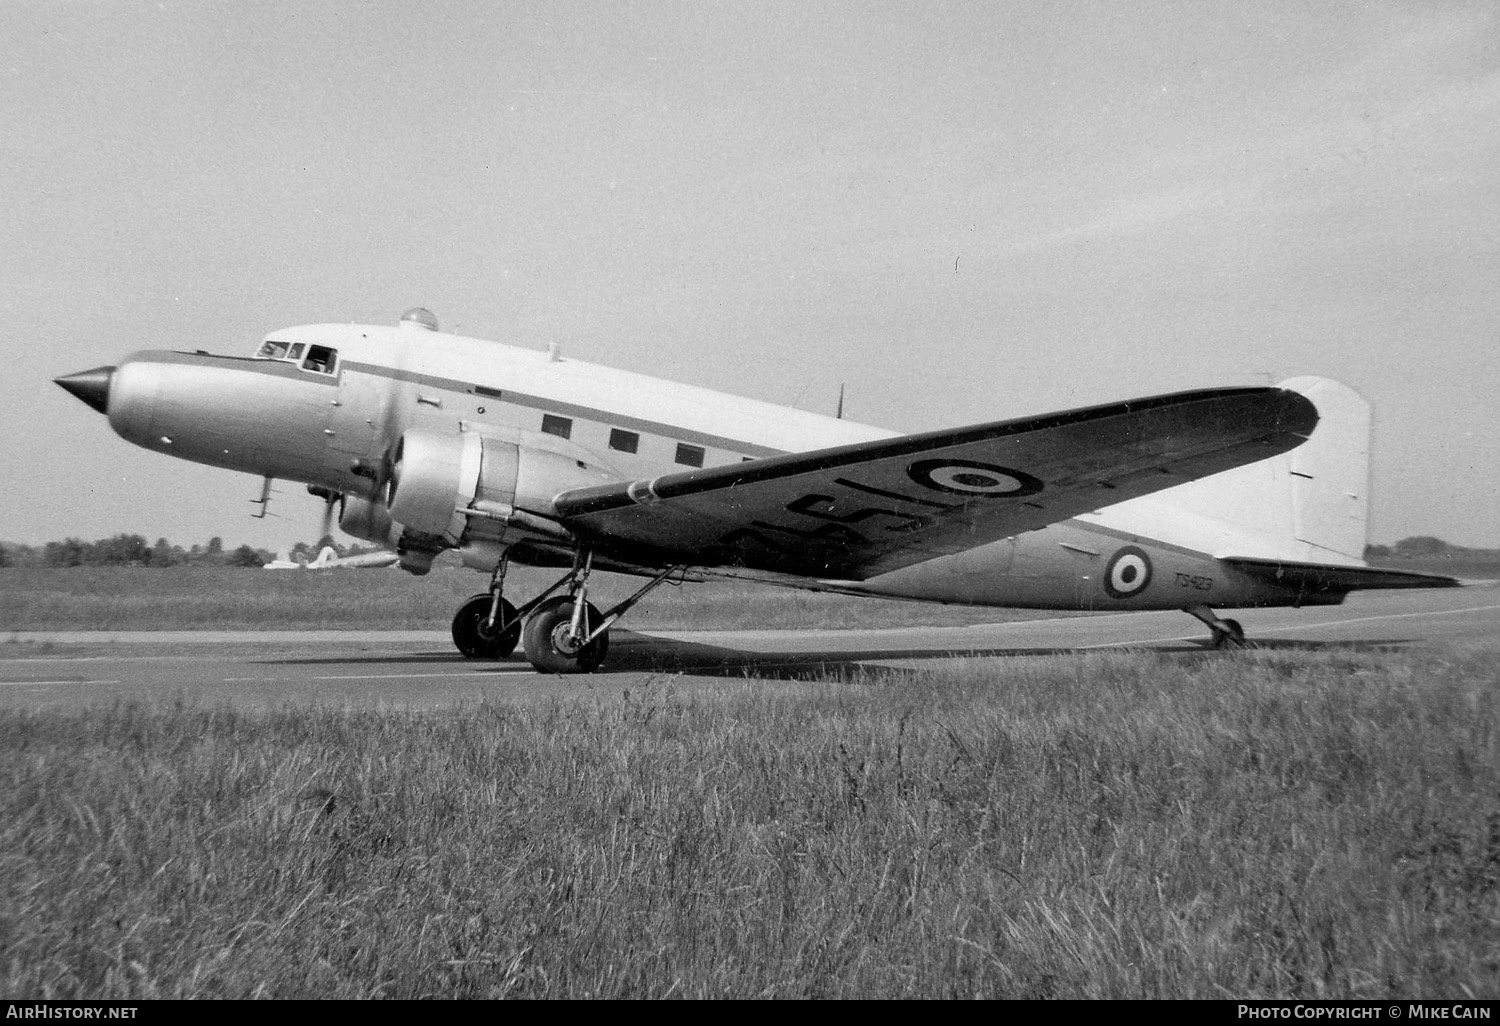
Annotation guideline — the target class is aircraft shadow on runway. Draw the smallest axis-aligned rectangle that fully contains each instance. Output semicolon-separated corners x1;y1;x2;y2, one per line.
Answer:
583;633;1420;681
264;631;1420;682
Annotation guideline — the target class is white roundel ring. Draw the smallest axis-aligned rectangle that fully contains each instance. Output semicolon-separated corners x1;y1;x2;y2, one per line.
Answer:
906;459;1044;497
1104;546;1153;599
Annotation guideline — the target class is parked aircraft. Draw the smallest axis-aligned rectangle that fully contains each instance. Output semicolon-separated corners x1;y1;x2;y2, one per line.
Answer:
262;546;399;570
310;545;400;569
261;549;304;570
56;308;1456;672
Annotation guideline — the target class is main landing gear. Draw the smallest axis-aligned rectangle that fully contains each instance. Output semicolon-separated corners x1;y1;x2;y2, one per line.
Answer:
449;550;682;674
1185;605;1248;649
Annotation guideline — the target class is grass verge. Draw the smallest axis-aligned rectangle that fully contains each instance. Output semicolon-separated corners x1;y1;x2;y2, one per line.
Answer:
3;643;1497;997
0;567;1086;633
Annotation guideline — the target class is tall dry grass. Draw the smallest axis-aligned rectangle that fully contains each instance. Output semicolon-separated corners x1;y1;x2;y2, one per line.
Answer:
3;643;1497;997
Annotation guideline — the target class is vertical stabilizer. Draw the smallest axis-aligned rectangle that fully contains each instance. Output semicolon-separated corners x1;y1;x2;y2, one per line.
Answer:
1095;377;1371;565
1280;376;1370;563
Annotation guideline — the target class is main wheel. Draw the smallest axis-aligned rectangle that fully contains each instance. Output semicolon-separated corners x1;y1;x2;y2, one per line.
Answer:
1212;618;1247;649
522;597;609;674
451;594;521;659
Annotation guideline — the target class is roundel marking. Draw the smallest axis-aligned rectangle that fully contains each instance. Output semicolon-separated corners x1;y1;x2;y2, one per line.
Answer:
1104;545;1153;599
906;459;1044;497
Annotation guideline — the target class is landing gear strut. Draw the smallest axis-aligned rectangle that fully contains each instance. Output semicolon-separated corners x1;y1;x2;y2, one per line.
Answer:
519;551;683;674
451;556;521;659
447;547;684;674
524;596;609;674
522;548;607;674
1185;605;1247;649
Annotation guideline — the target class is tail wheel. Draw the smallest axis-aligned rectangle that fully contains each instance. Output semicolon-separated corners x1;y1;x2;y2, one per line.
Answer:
523;597;609;674
1213;618;1248;649
452;594;521;659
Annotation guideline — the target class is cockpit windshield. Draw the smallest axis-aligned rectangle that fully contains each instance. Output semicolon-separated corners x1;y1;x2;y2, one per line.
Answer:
255;340;334;374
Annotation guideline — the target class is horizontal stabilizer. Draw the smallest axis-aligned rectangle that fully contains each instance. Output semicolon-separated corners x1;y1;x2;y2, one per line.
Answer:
1223;557;1460;596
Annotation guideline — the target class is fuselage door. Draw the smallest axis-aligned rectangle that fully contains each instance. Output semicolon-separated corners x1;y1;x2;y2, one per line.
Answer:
319;350;384;479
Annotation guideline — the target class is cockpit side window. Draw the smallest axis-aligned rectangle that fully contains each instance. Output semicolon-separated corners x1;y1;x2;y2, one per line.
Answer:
256;339;337;373
302;345;337;374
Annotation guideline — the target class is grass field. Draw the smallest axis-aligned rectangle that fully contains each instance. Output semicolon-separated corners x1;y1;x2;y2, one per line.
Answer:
0;566;1081;634
5;554;1497;637
3;642;1498;998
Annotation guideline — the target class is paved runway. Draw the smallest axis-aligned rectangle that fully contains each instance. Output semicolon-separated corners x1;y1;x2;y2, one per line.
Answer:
3;585;1496;711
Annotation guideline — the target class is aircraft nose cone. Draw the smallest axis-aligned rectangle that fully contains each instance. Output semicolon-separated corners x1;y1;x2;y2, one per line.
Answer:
55;366;115;414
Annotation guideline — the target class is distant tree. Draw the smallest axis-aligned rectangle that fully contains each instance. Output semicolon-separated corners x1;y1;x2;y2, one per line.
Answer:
150;537;177;567
1394;536;1450;557
43;538;88;567
229;544;264;568
1364;543;1392;559
0;542;40;567
93;533;151;565
206;536;223;556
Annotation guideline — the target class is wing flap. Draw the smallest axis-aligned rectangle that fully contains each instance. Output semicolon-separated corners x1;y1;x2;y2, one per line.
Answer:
555;387;1318;578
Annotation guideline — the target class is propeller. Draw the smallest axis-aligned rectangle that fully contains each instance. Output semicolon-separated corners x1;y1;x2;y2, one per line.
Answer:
307;485;345;544
375;318;420;494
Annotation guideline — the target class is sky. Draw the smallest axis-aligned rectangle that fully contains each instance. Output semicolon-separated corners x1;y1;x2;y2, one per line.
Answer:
3;0;1498;551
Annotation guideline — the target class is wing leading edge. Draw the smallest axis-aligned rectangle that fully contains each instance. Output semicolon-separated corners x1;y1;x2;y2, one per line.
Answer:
554;386;1319;579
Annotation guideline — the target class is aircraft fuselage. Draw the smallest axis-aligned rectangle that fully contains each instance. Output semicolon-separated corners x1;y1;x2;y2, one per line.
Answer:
63;317;1341;616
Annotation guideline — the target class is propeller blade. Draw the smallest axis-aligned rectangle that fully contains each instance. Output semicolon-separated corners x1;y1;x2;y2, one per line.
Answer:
307;484;345;546
320;494;338;540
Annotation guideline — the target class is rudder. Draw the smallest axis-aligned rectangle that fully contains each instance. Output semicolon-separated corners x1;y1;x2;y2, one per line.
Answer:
1280;376;1370;565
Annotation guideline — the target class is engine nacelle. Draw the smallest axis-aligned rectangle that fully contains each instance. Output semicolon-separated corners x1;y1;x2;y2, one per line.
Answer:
386;428;617;545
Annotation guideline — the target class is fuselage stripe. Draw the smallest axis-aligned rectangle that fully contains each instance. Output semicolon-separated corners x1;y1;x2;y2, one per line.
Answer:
340;361;787;459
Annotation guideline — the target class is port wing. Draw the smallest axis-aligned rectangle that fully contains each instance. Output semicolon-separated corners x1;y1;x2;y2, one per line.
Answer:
555;387;1318;579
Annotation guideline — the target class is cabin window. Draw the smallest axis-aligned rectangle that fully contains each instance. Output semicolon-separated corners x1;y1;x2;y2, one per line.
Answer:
257;340;289;359
609;428;639;454
541;414;572;439
288;343;305;360
675;442;705;467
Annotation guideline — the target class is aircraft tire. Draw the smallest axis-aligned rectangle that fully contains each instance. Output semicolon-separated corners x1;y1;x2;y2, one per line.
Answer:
1212;618;1248;649
522;597;609;674
451;594;522;659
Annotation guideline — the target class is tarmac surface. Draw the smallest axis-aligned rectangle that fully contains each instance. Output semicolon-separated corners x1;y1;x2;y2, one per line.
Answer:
3;585;1496;711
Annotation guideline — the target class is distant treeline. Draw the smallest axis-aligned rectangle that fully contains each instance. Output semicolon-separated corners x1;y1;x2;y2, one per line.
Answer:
0;534;377;569
1363;536;1500;560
